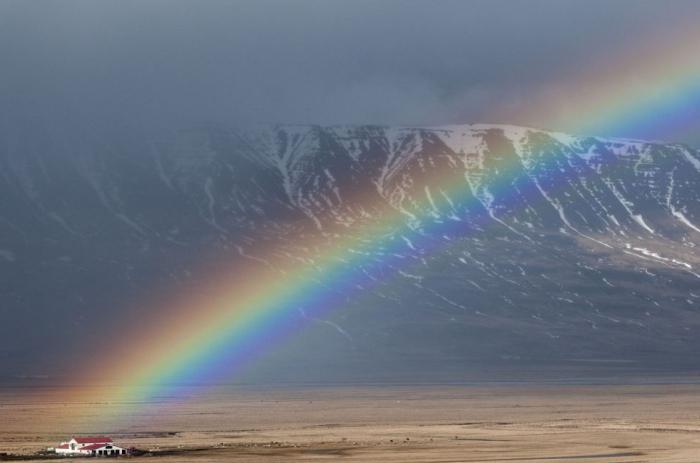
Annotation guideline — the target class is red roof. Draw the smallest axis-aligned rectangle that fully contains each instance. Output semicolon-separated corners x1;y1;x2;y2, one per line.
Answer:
57;444;70;449
74;436;112;444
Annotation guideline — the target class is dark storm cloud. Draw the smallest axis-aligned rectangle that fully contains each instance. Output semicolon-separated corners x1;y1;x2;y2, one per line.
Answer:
1;0;699;141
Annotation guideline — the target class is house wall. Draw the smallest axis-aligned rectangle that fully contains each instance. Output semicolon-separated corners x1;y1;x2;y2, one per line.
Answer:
89;445;127;456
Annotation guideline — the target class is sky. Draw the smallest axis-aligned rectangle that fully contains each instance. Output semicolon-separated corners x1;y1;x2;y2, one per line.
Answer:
1;0;699;144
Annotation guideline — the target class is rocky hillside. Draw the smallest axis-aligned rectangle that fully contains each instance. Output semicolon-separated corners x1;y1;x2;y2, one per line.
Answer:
2;124;700;381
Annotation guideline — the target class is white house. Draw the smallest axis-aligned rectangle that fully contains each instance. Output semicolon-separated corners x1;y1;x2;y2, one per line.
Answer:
54;436;128;456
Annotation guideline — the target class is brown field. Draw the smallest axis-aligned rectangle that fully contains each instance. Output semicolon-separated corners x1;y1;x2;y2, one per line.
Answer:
2;383;700;462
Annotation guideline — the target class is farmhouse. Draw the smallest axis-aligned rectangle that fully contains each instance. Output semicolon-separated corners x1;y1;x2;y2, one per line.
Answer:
54;436;128;456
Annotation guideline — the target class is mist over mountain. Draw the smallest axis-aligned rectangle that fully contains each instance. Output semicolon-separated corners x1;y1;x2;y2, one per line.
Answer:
1;123;700;383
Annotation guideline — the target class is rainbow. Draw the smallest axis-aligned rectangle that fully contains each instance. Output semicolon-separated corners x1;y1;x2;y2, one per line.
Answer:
493;21;700;145
63;22;700;426
70;158;485;402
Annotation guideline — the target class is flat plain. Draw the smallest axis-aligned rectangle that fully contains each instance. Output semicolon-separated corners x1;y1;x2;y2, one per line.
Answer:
2;382;700;462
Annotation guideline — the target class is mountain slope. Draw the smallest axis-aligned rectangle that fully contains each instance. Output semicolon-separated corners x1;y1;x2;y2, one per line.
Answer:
1;123;699;381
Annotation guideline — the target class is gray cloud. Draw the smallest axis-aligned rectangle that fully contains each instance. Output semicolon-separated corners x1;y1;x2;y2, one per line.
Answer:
1;0;699;143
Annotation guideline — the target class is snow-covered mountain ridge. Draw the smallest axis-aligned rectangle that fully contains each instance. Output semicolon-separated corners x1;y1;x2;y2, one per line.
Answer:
2;123;700;380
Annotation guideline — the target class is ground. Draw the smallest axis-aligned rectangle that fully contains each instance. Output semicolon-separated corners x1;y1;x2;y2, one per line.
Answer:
2;382;700;462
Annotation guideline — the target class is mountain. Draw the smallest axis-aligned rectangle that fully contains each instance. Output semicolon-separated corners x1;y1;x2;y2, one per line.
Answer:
1;123;700;382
